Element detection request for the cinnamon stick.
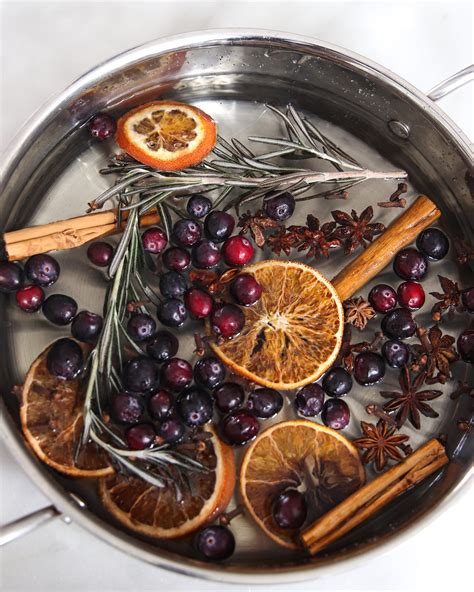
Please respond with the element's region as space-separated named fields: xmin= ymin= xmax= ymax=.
xmin=1 ymin=209 xmax=160 ymax=261
xmin=301 ymin=438 xmax=448 ymax=555
xmin=332 ymin=196 xmax=441 ymax=301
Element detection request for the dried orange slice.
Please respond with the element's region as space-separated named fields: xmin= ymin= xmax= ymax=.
xmin=116 ymin=100 xmax=216 ymax=170
xmin=210 ymin=260 xmax=344 ymax=390
xmin=99 ymin=427 xmax=235 ymax=539
xmin=20 ymin=341 xmax=113 ymax=477
xmin=240 ymin=420 xmax=365 ymax=549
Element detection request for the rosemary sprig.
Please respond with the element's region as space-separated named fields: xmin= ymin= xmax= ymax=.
xmin=89 ymin=104 xmax=407 ymax=214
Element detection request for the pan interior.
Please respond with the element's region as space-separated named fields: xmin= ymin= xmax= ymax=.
xmin=1 ymin=36 xmax=472 ymax=577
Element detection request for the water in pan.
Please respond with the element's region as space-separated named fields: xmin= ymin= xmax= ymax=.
xmin=4 ymin=98 xmax=471 ymax=565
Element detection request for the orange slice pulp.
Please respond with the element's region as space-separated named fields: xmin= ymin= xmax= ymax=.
xmin=99 ymin=427 xmax=235 ymax=539
xmin=116 ymin=100 xmax=217 ymax=170
xmin=240 ymin=420 xmax=365 ymax=548
xmin=20 ymin=341 xmax=112 ymax=478
xmin=210 ymin=260 xmax=344 ymax=390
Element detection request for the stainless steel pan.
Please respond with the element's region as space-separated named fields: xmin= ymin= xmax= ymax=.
xmin=1 ymin=30 xmax=473 ymax=584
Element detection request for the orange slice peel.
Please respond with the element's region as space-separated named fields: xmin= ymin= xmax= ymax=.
xmin=116 ymin=100 xmax=217 ymax=170
xmin=209 ymin=260 xmax=344 ymax=390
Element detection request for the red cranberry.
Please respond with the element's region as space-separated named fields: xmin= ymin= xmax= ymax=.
xmin=0 ymin=261 xmax=24 ymax=293
xmin=89 ymin=113 xmax=116 ymax=140
xmin=162 ymin=247 xmax=190 ymax=271
xmin=219 ymin=410 xmax=260 ymax=445
xmin=87 ymin=241 xmax=114 ymax=267
xmin=125 ymin=423 xmax=156 ymax=450
xmin=321 ymin=399 xmax=350 ymax=430
xmin=457 ymin=330 xmax=474 ymax=363
xmin=211 ymin=304 xmax=245 ymax=338
xmin=368 ymin=284 xmax=397 ymax=313
xmin=141 ymin=227 xmax=167 ymax=254
xmin=184 ymin=288 xmax=213 ymax=319
xmin=397 ymin=281 xmax=425 ymax=310
xmin=148 ymin=389 xmax=174 ymax=420
xmin=160 ymin=358 xmax=193 ymax=391
xmin=15 ymin=285 xmax=44 ymax=312
xmin=230 ymin=273 xmax=262 ymax=306
xmin=393 ymin=248 xmax=428 ymax=280
xmin=222 ymin=236 xmax=254 ymax=266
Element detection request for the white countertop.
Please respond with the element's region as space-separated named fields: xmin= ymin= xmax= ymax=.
xmin=1 ymin=1 xmax=472 ymax=591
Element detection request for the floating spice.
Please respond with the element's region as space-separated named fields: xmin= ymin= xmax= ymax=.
xmin=410 ymin=325 xmax=459 ymax=384
xmin=353 ymin=419 xmax=411 ymax=471
xmin=381 ymin=367 xmax=443 ymax=429
xmin=343 ymin=297 xmax=376 ymax=330
xmin=430 ymin=275 xmax=463 ymax=321
xmin=331 ymin=206 xmax=385 ymax=254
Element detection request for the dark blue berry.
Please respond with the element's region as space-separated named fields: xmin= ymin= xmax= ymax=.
xmin=382 ymin=339 xmax=410 ymax=368
xmin=171 ymin=219 xmax=202 ymax=247
xmin=322 ymin=367 xmax=352 ymax=397
xmin=247 ymin=388 xmax=283 ymax=419
xmin=204 ymin=211 xmax=235 ymax=242
xmin=157 ymin=298 xmax=187 ymax=327
xmin=46 ymin=338 xmax=83 ymax=380
xmin=42 ymin=294 xmax=78 ymax=325
xmin=177 ymin=388 xmax=214 ymax=426
xmin=0 ymin=261 xmax=24 ymax=293
xmin=24 ymin=254 xmax=60 ymax=287
xmin=294 ymin=384 xmax=324 ymax=417
xmin=146 ymin=330 xmax=179 ymax=363
xmin=159 ymin=271 xmax=187 ymax=299
xmin=213 ymin=382 xmax=245 ymax=414
xmin=187 ymin=195 xmax=212 ymax=218
xmin=122 ymin=356 xmax=159 ymax=393
xmin=71 ymin=311 xmax=103 ymax=343
xmin=110 ymin=393 xmax=145 ymax=424
xmin=127 ymin=313 xmax=156 ymax=342
xmin=194 ymin=356 xmax=226 ymax=389
xmin=195 ymin=525 xmax=235 ymax=561
xmin=263 ymin=191 xmax=295 ymax=221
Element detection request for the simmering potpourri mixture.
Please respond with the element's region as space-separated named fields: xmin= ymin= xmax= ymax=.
xmin=1 ymin=100 xmax=473 ymax=562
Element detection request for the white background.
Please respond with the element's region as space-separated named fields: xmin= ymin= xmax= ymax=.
xmin=0 ymin=1 xmax=472 ymax=591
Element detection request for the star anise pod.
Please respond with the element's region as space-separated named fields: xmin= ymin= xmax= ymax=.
xmin=288 ymin=214 xmax=340 ymax=258
xmin=266 ymin=226 xmax=299 ymax=256
xmin=430 ymin=275 xmax=463 ymax=321
xmin=331 ymin=206 xmax=385 ymax=254
xmin=381 ymin=367 xmax=443 ymax=429
xmin=343 ymin=296 xmax=376 ymax=330
xmin=453 ymin=238 xmax=474 ymax=265
xmin=353 ymin=419 xmax=410 ymax=471
xmin=410 ymin=325 xmax=459 ymax=384
xmin=238 ymin=209 xmax=280 ymax=248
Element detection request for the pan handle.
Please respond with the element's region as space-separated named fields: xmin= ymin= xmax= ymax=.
xmin=0 ymin=505 xmax=61 ymax=546
xmin=427 ymin=65 xmax=474 ymax=101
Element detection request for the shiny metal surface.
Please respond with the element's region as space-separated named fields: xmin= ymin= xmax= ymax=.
xmin=0 ymin=30 xmax=473 ymax=583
